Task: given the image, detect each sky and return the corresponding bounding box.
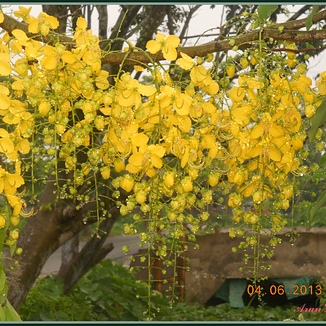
[3,4,326,81]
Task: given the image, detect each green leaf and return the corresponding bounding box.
[312,166,326,182]
[310,190,326,219]
[258,5,278,20]
[5,299,21,321]
[9,242,16,257]
[320,152,326,166]
[309,99,326,141]
[0,306,5,321]
[306,5,319,31]
[0,264,7,306]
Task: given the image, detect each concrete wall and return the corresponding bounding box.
[131,227,326,305]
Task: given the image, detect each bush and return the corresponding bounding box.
[19,259,169,321]
[19,258,326,321]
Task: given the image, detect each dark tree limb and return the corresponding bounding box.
[2,8,326,67]
[179,5,201,43]
[269,7,326,30]
[167,6,175,36]
[56,207,118,295]
[107,5,141,51]
[60,233,79,269]
[96,5,108,41]
[287,5,312,22]
[100,24,326,66]
[58,5,85,19]
[69,5,83,31]
[42,5,68,34]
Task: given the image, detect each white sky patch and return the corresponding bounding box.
[3,4,326,81]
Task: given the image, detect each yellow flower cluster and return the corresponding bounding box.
[226,64,323,223]
[0,8,325,271]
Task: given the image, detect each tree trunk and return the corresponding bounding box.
[60,233,79,269]
[56,212,116,295]
[96,5,108,41]
[5,202,71,310]
[5,165,120,311]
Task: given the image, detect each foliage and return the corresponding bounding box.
[19,258,326,321]
[20,259,169,321]
[109,212,146,236]
[19,276,95,321]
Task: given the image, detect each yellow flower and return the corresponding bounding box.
[226,64,235,78]
[172,92,192,116]
[295,75,312,94]
[177,52,195,70]
[14,6,33,23]
[6,194,23,216]
[0,215,5,229]
[250,114,284,139]
[12,29,30,47]
[190,65,211,86]
[101,166,111,180]
[205,82,219,95]
[126,144,166,177]
[146,33,180,61]
[114,158,125,173]
[116,124,149,154]
[28,12,59,36]
[228,87,245,102]
[117,73,156,109]
[248,144,282,162]
[0,52,11,76]
[316,72,326,95]
[120,175,135,192]
[0,167,24,196]
[305,104,316,118]
[238,75,264,89]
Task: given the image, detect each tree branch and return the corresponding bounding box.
[179,5,201,43]
[286,5,312,22]
[2,9,326,67]
[269,7,326,31]
[0,13,73,46]
[58,5,85,19]
[101,27,326,66]
[167,6,174,36]
[56,207,118,294]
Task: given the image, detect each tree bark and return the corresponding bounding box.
[42,5,68,34]
[96,5,108,41]
[56,211,117,295]
[5,159,120,311]
[6,199,119,311]
[60,233,79,270]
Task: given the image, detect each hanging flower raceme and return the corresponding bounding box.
[2,7,326,313]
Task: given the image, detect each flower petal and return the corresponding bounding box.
[166,35,180,47]
[132,133,149,147]
[146,40,161,54]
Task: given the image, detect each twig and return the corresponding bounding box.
[286,5,311,22]
[266,45,326,53]
[124,13,151,40]
[179,5,201,42]
[58,5,85,19]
